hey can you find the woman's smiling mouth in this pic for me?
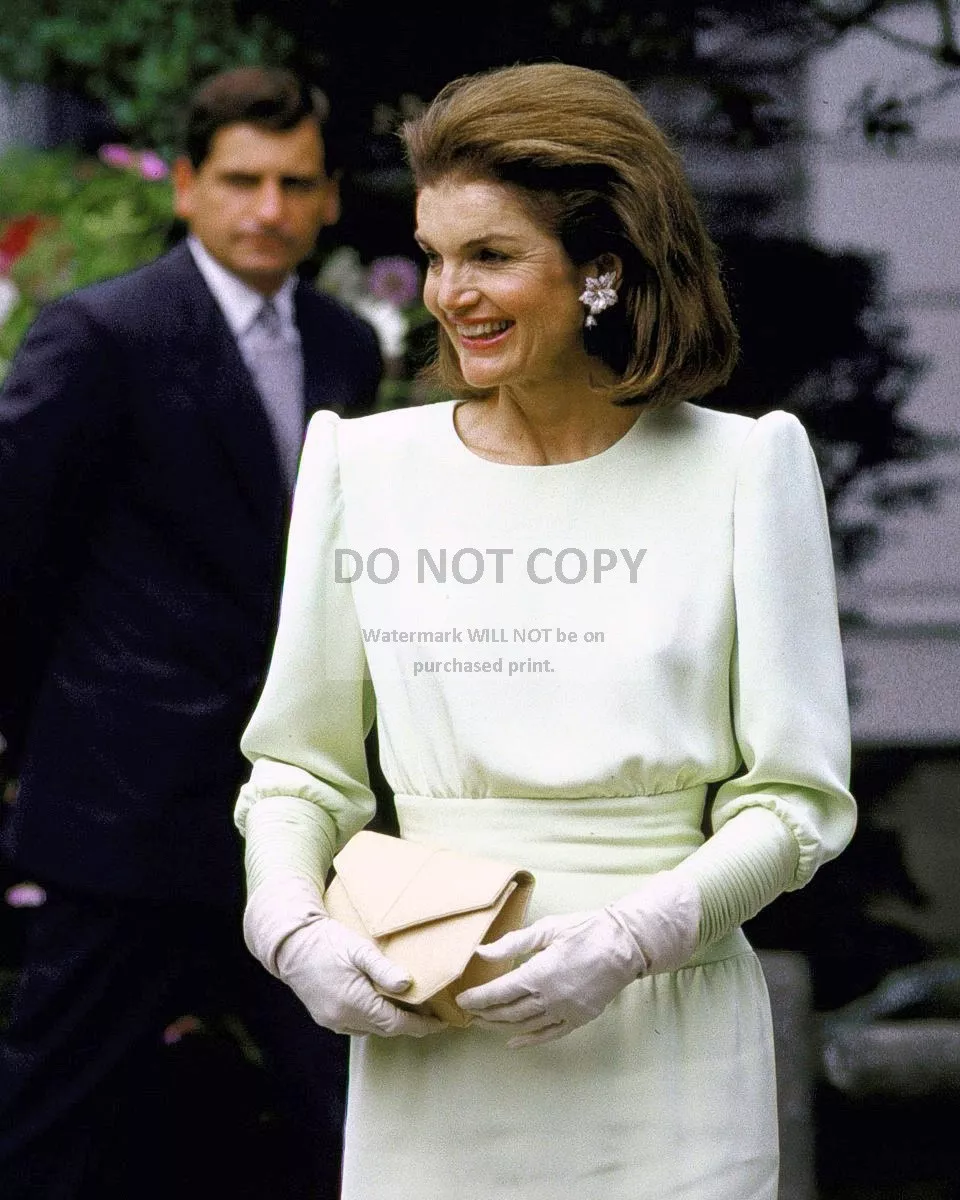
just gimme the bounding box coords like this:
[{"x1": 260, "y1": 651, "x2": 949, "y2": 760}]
[{"x1": 454, "y1": 320, "x2": 513, "y2": 345}]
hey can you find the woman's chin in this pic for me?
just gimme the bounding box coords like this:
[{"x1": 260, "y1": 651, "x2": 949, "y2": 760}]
[{"x1": 458, "y1": 363, "x2": 506, "y2": 392}]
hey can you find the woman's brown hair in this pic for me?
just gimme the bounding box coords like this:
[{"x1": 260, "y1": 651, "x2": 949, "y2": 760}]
[{"x1": 402, "y1": 63, "x2": 738, "y2": 407}]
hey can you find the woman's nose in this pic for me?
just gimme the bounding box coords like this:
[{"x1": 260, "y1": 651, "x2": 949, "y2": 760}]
[{"x1": 436, "y1": 266, "x2": 479, "y2": 313}]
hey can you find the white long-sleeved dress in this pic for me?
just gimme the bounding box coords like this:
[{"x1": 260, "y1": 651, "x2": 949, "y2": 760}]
[{"x1": 236, "y1": 398, "x2": 856, "y2": 1200}]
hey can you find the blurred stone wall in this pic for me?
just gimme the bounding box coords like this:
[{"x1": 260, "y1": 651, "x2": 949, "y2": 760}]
[{"x1": 806, "y1": 3, "x2": 960, "y2": 747}]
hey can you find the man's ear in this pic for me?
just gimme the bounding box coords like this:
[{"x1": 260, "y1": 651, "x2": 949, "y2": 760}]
[
  {"x1": 171, "y1": 157, "x2": 197, "y2": 222},
  {"x1": 319, "y1": 173, "x2": 341, "y2": 227}
]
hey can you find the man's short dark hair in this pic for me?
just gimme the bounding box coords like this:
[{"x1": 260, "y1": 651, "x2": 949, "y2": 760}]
[{"x1": 184, "y1": 66, "x2": 331, "y2": 169}]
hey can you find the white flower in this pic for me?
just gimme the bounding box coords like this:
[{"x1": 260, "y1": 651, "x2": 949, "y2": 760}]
[
  {"x1": 317, "y1": 246, "x2": 367, "y2": 305},
  {"x1": 353, "y1": 296, "x2": 408, "y2": 360},
  {"x1": 317, "y1": 248, "x2": 417, "y2": 361},
  {"x1": 0, "y1": 276, "x2": 19, "y2": 326}
]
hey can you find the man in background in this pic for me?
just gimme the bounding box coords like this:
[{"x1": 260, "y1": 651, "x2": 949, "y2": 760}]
[{"x1": 0, "y1": 66, "x2": 381, "y2": 1199}]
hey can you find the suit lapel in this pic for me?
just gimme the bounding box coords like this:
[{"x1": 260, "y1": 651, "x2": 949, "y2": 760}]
[
  {"x1": 169, "y1": 245, "x2": 286, "y2": 531},
  {"x1": 296, "y1": 282, "x2": 347, "y2": 419}
]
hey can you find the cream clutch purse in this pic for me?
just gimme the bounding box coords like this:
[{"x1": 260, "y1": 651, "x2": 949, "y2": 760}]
[{"x1": 324, "y1": 830, "x2": 535, "y2": 1026}]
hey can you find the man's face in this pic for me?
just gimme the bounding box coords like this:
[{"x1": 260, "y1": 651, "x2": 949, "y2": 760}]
[{"x1": 173, "y1": 117, "x2": 340, "y2": 295}]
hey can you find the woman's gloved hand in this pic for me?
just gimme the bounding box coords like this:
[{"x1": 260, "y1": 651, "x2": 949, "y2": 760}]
[
  {"x1": 244, "y1": 876, "x2": 446, "y2": 1038},
  {"x1": 455, "y1": 871, "x2": 700, "y2": 1047}
]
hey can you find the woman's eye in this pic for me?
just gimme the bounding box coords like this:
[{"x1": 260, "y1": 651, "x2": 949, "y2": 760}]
[
  {"x1": 477, "y1": 248, "x2": 507, "y2": 263},
  {"x1": 422, "y1": 250, "x2": 441, "y2": 268}
]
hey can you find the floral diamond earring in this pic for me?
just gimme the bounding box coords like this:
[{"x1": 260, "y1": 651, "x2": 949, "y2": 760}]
[{"x1": 578, "y1": 272, "x2": 618, "y2": 327}]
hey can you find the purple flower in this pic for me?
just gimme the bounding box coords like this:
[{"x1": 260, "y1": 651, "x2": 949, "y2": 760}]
[
  {"x1": 137, "y1": 151, "x2": 169, "y2": 181},
  {"x1": 98, "y1": 143, "x2": 136, "y2": 170},
  {"x1": 368, "y1": 256, "x2": 420, "y2": 308},
  {"x1": 5, "y1": 881, "x2": 46, "y2": 908}
]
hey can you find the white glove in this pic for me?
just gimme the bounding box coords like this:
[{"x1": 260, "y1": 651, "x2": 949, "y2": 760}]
[
  {"x1": 244, "y1": 876, "x2": 445, "y2": 1038},
  {"x1": 455, "y1": 870, "x2": 700, "y2": 1048}
]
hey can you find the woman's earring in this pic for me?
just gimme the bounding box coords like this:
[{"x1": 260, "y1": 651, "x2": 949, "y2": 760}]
[{"x1": 579, "y1": 272, "x2": 618, "y2": 327}]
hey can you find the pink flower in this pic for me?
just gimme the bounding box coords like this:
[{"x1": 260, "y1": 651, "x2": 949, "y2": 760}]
[
  {"x1": 5, "y1": 881, "x2": 46, "y2": 908},
  {"x1": 137, "y1": 151, "x2": 168, "y2": 181},
  {"x1": 368, "y1": 256, "x2": 420, "y2": 308},
  {"x1": 163, "y1": 1014, "x2": 204, "y2": 1045},
  {"x1": 98, "y1": 143, "x2": 136, "y2": 169}
]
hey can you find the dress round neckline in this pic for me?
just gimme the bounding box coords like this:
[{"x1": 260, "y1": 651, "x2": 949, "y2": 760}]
[{"x1": 445, "y1": 399, "x2": 649, "y2": 473}]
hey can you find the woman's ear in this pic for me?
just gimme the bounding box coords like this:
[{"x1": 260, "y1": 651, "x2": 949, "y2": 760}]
[{"x1": 583, "y1": 252, "x2": 623, "y2": 291}]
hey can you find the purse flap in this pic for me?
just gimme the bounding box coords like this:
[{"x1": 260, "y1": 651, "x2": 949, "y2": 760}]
[{"x1": 331, "y1": 830, "x2": 531, "y2": 938}]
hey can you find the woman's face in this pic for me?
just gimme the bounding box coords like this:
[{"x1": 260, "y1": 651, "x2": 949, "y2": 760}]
[{"x1": 415, "y1": 177, "x2": 595, "y2": 398}]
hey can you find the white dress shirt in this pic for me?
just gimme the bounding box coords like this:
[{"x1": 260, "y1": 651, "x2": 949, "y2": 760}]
[
  {"x1": 187, "y1": 234, "x2": 300, "y2": 347},
  {"x1": 187, "y1": 235, "x2": 305, "y2": 488}
]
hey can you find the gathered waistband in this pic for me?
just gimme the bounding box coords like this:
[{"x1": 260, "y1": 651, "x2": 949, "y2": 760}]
[
  {"x1": 394, "y1": 789, "x2": 708, "y2": 876},
  {"x1": 393, "y1": 788, "x2": 752, "y2": 971}
]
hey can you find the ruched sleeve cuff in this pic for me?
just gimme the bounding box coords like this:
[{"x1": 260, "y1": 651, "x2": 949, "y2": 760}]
[
  {"x1": 674, "y1": 807, "x2": 799, "y2": 949},
  {"x1": 241, "y1": 793, "x2": 339, "y2": 895}
]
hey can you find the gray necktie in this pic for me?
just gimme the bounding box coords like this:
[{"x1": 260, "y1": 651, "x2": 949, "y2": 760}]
[{"x1": 242, "y1": 299, "x2": 305, "y2": 491}]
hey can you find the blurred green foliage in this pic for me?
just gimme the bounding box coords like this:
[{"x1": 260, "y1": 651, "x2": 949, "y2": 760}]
[
  {"x1": 0, "y1": 146, "x2": 173, "y2": 374},
  {"x1": 0, "y1": 0, "x2": 294, "y2": 156}
]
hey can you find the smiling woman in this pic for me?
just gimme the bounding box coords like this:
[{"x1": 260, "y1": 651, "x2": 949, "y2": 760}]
[
  {"x1": 235, "y1": 61, "x2": 856, "y2": 1200},
  {"x1": 415, "y1": 178, "x2": 602, "y2": 408},
  {"x1": 405, "y1": 64, "x2": 738, "y2": 418}
]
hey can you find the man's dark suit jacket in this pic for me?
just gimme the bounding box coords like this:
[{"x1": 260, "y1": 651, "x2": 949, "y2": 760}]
[{"x1": 0, "y1": 241, "x2": 382, "y2": 907}]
